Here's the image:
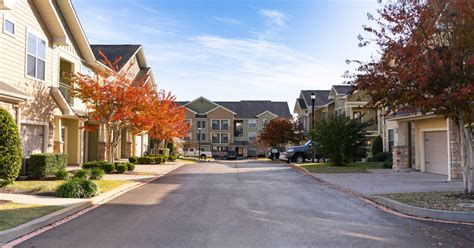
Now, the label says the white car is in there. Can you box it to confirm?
[183,148,212,159]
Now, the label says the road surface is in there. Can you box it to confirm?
[15,161,474,247]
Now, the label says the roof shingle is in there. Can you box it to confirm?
[301,90,331,106]
[90,44,141,71]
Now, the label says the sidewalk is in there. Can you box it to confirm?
[313,169,463,195]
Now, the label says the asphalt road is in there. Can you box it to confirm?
[16,161,474,248]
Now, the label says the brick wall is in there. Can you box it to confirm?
[393,146,410,172]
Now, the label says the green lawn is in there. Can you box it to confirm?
[382,192,474,212]
[0,180,132,196]
[301,162,385,173]
[0,202,63,231]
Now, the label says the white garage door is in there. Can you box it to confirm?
[424,131,448,175]
[21,124,45,157]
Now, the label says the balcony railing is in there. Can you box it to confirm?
[59,82,74,106]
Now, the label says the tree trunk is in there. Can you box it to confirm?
[465,124,473,193]
[105,124,114,163]
[457,112,472,194]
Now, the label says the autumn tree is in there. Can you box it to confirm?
[258,118,305,151]
[147,91,190,152]
[350,1,474,192]
[72,52,156,162]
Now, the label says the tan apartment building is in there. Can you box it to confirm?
[0,0,98,166]
[179,97,292,158]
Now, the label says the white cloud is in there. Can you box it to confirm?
[212,17,241,25]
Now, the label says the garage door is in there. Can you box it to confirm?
[424,131,448,175]
[21,124,45,157]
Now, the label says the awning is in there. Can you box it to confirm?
[0,81,30,103]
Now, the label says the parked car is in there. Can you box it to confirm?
[285,140,324,163]
[183,148,212,159]
[226,150,237,160]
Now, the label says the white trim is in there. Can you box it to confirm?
[256,111,277,118]
[420,128,449,176]
[446,118,452,181]
[185,96,237,115]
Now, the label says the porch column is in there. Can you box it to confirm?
[392,121,410,172]
[53,117,63,153]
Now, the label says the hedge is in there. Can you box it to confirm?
[28,153,68,179]
[0,109,22,186]
[137,156,155,164]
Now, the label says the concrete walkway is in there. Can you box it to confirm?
[0,193,87,206]
[314,169,463,195]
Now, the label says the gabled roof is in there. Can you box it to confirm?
[297,98,307,109]
[90,44,141,71]
[215,101,292,118]
[300,90,331,106]
[177,99,292,118]
[332,85,354,95]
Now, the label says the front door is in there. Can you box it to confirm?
[237,147,243,157]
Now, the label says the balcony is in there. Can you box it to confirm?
[59,82,74,106]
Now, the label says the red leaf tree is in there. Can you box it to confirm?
[72,52,156,162]
[258,118,305,151]
[147,91,190,152]
[349,1,474,193]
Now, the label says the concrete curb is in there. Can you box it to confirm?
[369,195,474,223]
[0,164,185,245]
[287,163,474,224]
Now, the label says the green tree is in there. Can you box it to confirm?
[314,115,369,166]
[372,135,383,156]
[0,109,22,186]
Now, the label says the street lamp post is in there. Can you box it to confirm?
[198,127,202,159]
[310,92,316,163]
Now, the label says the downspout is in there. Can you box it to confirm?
[446,118,452,182]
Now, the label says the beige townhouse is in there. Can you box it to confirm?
[88,44,156,161]
[384,111,467,180]
[0,0,98,166]
[179,97,292,158]
[294,85,382,140]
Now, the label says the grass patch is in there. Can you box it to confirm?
[301,162,384,173]
[0,202,63,231]
[0,180,132,196]
[382,192,474,212]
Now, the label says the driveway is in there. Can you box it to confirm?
[15,161,474,247]
[314,169,464,195]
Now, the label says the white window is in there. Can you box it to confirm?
[221,133,229,143]
[197,132,205,141]
[212,133,220,143]
[3,17,15,36]
[248,132,257,141]
[221,120,229,130]
[26,33,46,80]
[248,119,257,128]
[197,120,206,128]
[212,120,220,130]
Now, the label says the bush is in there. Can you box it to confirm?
[89,168,104,180]
[82,161,108,169]
[168,155,177,162]
[56,179,100,198]
[115,163,127,174]
[28,153,68,179]
[158,148,170,156]
[372,152,392,162]
[126,162,135,171]
[79,179,100,197]
[153,156,161,164]
[0,109,22,186]
[137,156,154,164]
[383,156,393,169]
[73,169,90,180]
[55,170,69,180]
[128,156,138,164]
[372,136,383,156]
[161,155,167,163]
[100,162,115,174]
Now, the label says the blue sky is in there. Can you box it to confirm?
[73,0,381,107]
